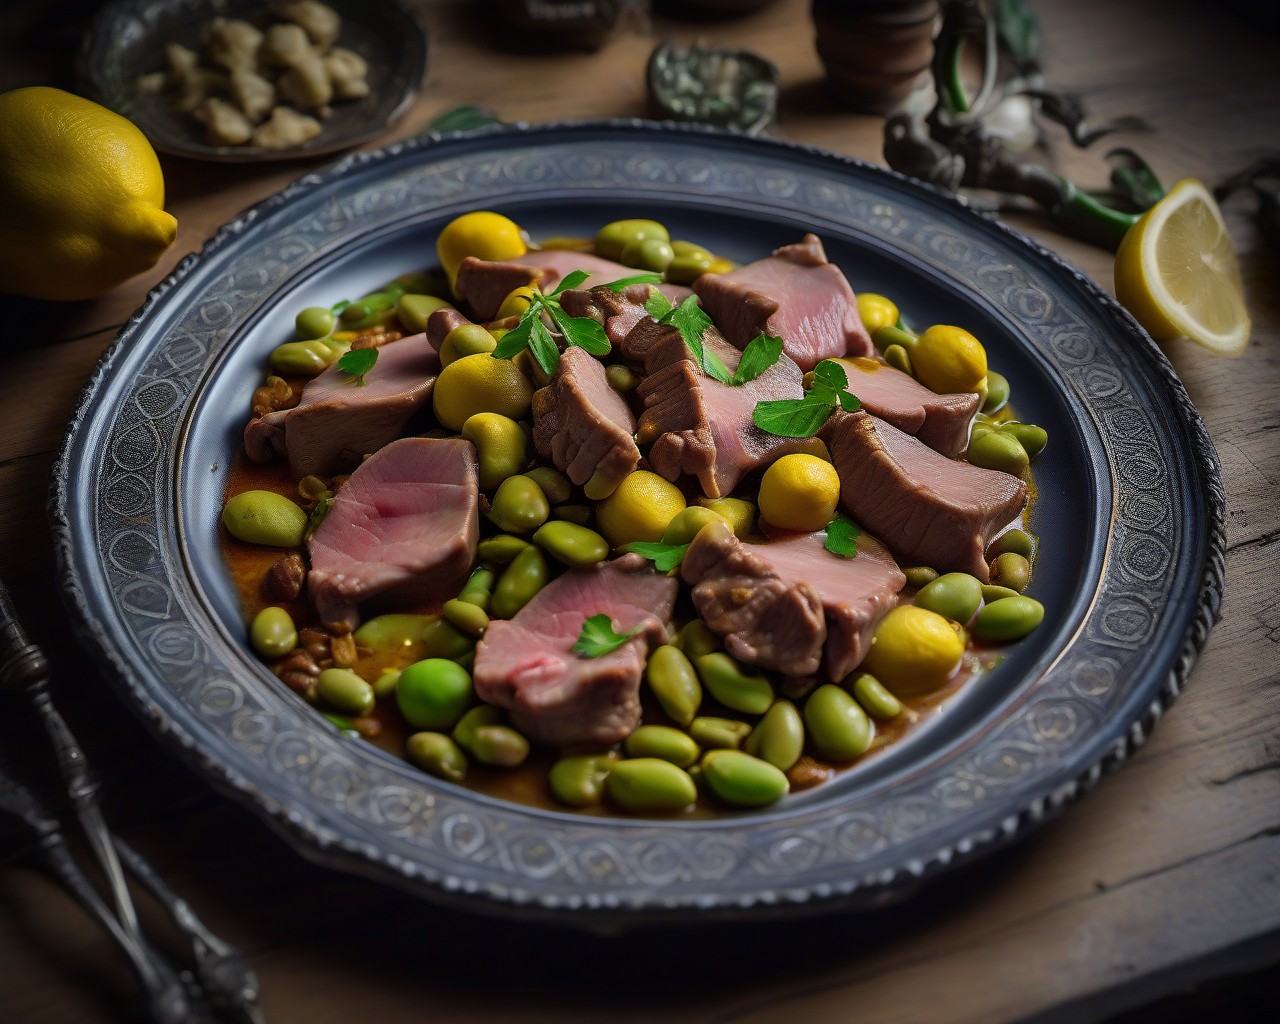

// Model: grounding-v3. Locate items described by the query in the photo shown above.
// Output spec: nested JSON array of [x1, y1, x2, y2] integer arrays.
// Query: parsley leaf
[[304, 496, 332, 540], [644, 289, 674, 319], [601, 273, 664, 292], [623, 540, 691, 573], [527, 315, 560, 375], [492, 270, 628, 372], [490, 314, 533, 360], [337, 347, 378, 385], [572, 614, 642, 658], [752, 358, 861, 437], [731, 334, 784, 386], [660, 296, 735, 384], [824, 514, 861, 558], [549, 269, 591, 297], [331, 298, 350, 314], [544, 301, 611, 355]]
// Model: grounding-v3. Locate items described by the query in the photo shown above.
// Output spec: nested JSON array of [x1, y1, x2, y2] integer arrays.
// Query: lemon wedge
[[1114, 178, 1251, 356]]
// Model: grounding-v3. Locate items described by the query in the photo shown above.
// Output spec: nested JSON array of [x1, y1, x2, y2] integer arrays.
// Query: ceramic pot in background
[[812, 0, 940, 114]]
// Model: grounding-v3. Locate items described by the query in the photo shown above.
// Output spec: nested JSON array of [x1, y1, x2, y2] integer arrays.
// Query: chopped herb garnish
[[654, 295, 783, 387], [549, 269, 592, 297], [601, 273, 664, 292], [337, 347, 378, 385], [730, 333, 785, 386], [644, 289, 674, 319], [623, 540, 690, 574], [752, 359, 862, 438], [304, 496, 333, 540], [331, 298, 351, 314], [572, 613, 642, 658], [492, 270, 619, 372], [824, 514, 862, 558]]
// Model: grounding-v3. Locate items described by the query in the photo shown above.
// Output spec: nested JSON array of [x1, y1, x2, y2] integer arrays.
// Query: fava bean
[[223, 490, 307, 547], [406, 732, 467, 782], [442, 598, 489, 639], [451, 704, 502, 750], [695, 653, 774, 715], [915, 572, 984, 624], [967, 430, 1030, 477], [249, 606, 297, 659], [884, 344, 913, 376], [702, 750, 790, 808], [491, 546, 549, 619], [532, 520, 609, 566], [462, 412, 528, 491], [982, 370, 1010, 414], [981, 584, 1021, 603], [744, 700, 804, 771], [646, 644, 701, 726], [903, 566, 939, 589], [999, 422, 1048, 460], [605, 364, 639, 393], [595, 219, 669, 262], [524, 466, 572, 505], [990, 552, 1031, 593], [666, 253, 714, 284], [849, 673, 902, 721], [624, 725, 700, 768], [488, 475, 550, 534], [457, 567, 496, 611], [553, 504, 592, 526], [697, 497, 755, 539], [439, 323, 497, 367], [396, 293, 452, 334], [675, 620, 720, 659], [548, 752, 619, 807], [661, 506, 726, 547], [620, 237, 674, 273], [873, 324, 917, 352], [689, 716, 751, 750], [269, 338, 339, 376], [469, 724, 530, 767], [396, 658, 473, 730], [477, 534, 531, 565], [316, 668, 375, 717], [804, 684, 874, 761], [373, 669, 400, 700], [974, 596, 1044, 642], [987, 528, 1034, 560], [352, 614, 470, 663], [605, 758, 696, 813], [339, 291, 398, 330], [295, 306, 335, 341]]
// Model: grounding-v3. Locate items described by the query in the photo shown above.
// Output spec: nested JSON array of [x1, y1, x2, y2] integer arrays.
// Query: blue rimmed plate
[[52, 122, 1224, 924]]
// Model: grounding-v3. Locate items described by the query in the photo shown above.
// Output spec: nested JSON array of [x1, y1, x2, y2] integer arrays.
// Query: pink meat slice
[[822, 411, 1027, 581], [473, 554, 678, 746], [307, 437, 478, 632], [243, 333, 440, 479], [693, 234, 874, 370], [558, 282, 667, 348], [833, 356, 979, 458], [682, 522, 905, 681]]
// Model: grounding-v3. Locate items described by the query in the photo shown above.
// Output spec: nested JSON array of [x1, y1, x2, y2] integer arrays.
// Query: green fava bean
[[553, 503, 592, 526], [373, 669, 400, 699], [903, 566, 939, 590], [249, 606, 297, 659], [488, 475, 550, 535], [396, 658, 473, 730], [805, 684, 874, 762], [451, 704, 501, 750], [491, 546, 549, 619], [990, 552, 1031, 593], [999, 422, 1048, 461], [316, 668, 375, 717], [620, 236, 674, 273], [884, 343, 913, 376], [661, 506, 726, 546], [595, 218, 669, 261], [269, 338, 339, 376], [702, 750, 790, 808], [223, 490, 307, 547], [695, 653, 774, 715], [982, 370, 1010, 414], [478, 534, 531, 565], [396, 293, 452, 334], [646, 644, 701, 726], [439, 323, 497, 367], [624, 725, 700, 768], [442, 599, 489, 639], [675, 619, 721, 659], [548, 752, 619, 807], [849, 673, 902, 721], [974, 596, 1044, 642], [406, 732, 468, 783], [987, 528, 1034, 560], [915, 572, 984, 624], [981, 584, 1021, 603], [470, 724, 530, 767], [689, 716, 751, 750], [457, 567, 496, 611], [462, 413, 528, 491], [744, 700, 804, 771], [873, 324, 918, 353], [339, 291, 398, 330], [967, 430, 1030, 477], [605, 758, 696, 814], [532, 520, 609, 567], [524, 466, 572, 504], [295, 306, 335, 341], [605, 364, 639, 393]]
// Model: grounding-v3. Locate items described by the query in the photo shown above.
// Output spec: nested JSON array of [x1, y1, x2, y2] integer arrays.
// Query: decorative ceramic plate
[[52, 122, 1224, 925], [77, 0, 427, 163]]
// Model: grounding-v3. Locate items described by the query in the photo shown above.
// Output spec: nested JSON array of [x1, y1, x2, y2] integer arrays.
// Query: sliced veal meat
[[682, 522, 905, 681], [621, 318, 812, 498], [693, 234, 873, 370], [307, 437, 478, 632], [426, 307, 471, 351], [473, 554, 677, 746], [531, 346, 639, 497], [559, 282, 661, 349], [243, 332, 440, 479], [822, 411, 1027, 582], [833, 356, 979, 458]]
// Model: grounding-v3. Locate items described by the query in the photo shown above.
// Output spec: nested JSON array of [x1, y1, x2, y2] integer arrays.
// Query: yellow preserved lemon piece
[[596, 471, 687, 548], [856, 292, 899, 334], [436, 211, 527, 291], [432, 353, 533, 432], [1114, 178, 1251, 355], [757, 454, 840, 533], [0, 87, 177, 301], [911, 325, 988, 395], [861, 606, 965, 696]]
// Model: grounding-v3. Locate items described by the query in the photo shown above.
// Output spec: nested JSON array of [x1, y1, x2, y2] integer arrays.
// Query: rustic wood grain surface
[[0, 1, 1277, 1022]]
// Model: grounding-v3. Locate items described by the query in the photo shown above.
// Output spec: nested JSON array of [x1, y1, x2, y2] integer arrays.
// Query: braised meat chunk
[[832, 356, 979, 458]]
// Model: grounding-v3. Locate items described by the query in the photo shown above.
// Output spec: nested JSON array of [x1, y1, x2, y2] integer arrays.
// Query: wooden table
[[2, 1, 1278, 1021]]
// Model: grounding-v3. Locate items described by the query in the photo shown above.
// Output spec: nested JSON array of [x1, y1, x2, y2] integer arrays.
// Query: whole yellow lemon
[[0, 87, 177, 301]]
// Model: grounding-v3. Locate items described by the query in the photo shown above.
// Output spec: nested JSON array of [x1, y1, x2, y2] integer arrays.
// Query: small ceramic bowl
[[646, 40, 780, 135]]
